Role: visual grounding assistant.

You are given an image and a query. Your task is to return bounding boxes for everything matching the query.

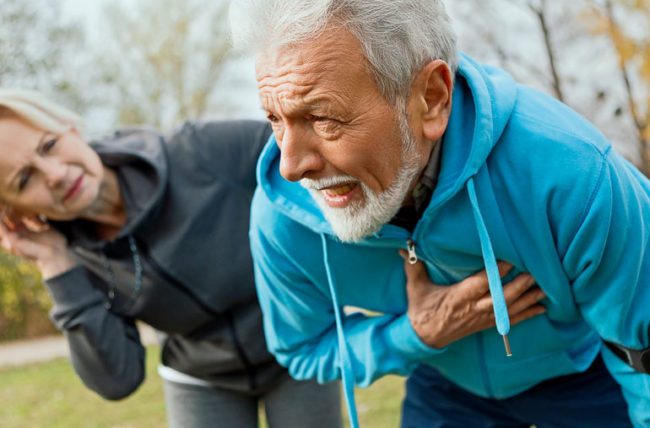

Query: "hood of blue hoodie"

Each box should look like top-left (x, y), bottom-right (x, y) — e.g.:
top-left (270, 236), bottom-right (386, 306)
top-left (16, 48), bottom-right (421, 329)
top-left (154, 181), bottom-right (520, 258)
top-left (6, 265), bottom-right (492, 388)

top-left (256, 52), bottom-right (517, 232)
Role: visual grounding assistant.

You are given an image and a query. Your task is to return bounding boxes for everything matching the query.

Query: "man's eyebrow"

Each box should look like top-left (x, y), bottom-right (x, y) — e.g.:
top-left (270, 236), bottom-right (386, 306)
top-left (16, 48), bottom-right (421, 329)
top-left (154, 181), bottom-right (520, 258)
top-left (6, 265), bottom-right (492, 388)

top-left (7, 131), bottom-right (48, 189)
top-left (261, 99), bottom-right (332, 115)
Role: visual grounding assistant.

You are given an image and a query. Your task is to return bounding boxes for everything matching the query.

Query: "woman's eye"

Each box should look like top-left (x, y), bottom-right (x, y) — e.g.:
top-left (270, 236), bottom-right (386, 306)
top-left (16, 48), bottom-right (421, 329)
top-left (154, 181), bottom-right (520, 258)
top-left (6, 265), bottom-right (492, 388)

top-left (18, 169), bottom-right (32, 191)
top-left (266, 114), bottom-right (279, 123)
top-left (42, 137), bottom-right (58, 152)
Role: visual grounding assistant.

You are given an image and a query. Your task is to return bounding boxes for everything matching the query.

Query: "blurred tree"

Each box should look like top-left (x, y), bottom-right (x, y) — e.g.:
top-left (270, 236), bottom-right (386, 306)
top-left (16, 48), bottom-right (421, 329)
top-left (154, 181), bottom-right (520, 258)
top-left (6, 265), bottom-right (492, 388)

top-left (0, 0), bottom-right (88, 114)
top-left (96, 0), bottom-right (233, 131)
top-left (0, 249), bottom-right (55, 342)
top-left (448, 0), bottom-right (647, 167)
top-left (582, 0), bottom-right (650, 175)
top-left (447, 0), bottom-right (581, 101)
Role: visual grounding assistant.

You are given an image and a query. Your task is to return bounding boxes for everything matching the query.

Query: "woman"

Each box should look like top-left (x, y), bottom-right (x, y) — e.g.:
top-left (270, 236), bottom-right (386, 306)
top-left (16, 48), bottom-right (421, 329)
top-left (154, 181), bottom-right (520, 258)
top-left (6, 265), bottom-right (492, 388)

top-left (0, 89), bottom-right (342, 428)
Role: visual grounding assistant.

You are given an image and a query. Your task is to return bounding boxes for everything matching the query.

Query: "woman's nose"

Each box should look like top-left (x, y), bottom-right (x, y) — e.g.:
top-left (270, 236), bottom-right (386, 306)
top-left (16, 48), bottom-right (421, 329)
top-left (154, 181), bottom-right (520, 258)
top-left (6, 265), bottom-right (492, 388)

top-left (36, 157), bottom-right (66, 187)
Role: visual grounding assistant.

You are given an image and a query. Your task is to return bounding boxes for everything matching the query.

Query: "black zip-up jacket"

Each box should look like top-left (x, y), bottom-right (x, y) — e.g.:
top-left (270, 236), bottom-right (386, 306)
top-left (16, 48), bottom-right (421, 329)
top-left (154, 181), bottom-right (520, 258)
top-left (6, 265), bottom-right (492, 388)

top-left (44, 120), bottom-right (285, 399)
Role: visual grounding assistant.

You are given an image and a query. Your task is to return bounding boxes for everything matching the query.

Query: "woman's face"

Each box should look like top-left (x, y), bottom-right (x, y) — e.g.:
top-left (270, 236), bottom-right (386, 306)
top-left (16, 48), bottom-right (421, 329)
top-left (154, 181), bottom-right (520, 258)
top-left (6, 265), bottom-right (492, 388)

top-left (0, 116), bottom-right (104, 221)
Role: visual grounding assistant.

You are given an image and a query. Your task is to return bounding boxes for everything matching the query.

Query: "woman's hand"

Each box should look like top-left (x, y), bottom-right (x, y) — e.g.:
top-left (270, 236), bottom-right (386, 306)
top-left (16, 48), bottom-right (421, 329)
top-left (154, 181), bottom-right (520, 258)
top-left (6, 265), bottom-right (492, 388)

top-left (0, 208), bottom-right (77, 279)
top-left (399, 249), bottom-right (546, 349)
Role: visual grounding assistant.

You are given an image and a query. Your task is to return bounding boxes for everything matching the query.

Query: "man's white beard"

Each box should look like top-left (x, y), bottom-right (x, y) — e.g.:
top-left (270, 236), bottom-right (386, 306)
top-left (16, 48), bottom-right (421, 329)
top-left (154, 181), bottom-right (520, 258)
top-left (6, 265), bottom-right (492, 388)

top-left (301, 114), bottom-right (422, 242)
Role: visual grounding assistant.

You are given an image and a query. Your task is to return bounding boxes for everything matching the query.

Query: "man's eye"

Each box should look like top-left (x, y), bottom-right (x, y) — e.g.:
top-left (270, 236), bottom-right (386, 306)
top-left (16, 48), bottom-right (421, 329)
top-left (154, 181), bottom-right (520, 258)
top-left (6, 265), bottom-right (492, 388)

top-left (267, 114), bottom-right (279, 123)
top-left (309, 115), bottom-right (328, 122)
top-left (42, 137), bottom-right (58, 153)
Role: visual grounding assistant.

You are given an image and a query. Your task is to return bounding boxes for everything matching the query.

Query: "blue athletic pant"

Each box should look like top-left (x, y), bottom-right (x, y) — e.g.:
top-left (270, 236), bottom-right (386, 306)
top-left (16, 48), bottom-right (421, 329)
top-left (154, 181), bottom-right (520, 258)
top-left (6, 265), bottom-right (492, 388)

top-left (401, 355), bottom-right (632, 428)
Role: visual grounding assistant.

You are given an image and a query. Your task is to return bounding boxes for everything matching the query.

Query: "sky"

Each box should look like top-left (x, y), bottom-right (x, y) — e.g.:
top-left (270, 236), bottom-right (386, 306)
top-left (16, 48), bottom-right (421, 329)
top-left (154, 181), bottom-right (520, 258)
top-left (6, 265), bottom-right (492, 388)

top-left (60, 0), bottom-right (265, 124)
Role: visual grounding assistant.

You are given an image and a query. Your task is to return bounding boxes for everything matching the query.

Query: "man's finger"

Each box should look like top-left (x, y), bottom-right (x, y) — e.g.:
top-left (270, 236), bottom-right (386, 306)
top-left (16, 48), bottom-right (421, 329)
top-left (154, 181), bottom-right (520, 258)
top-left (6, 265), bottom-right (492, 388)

top-left (509, 304), bottom-right (546, 327)
top-left (497, 261), bottom-right (513, 278)
top-left (461, 261), bottom-right (514, 298)
top-left (502, 273), bottom-right (536, 305)
top-left (507, 287), bottom-right (546, 317)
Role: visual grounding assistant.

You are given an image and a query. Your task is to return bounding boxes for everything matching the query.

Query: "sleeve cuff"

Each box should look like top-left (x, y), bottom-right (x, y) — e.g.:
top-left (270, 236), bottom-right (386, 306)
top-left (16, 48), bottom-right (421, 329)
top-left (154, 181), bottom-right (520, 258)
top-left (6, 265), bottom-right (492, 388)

top-left (388, 314), bottom-right (447, 360)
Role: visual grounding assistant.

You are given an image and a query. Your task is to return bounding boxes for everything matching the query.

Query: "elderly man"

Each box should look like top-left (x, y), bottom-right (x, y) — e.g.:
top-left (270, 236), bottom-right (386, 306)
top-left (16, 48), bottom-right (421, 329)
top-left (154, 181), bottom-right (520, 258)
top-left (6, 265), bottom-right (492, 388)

top-left (230, 1), bottom-right (650, 427)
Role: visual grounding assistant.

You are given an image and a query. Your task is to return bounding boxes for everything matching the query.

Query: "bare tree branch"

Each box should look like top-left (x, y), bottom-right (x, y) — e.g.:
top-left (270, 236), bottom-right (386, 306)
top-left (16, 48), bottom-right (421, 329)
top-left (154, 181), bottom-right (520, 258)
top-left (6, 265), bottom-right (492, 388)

top-left (530, 0), bottom-right (565, 101)
top-left (603, 0), bottom-right (650, 173)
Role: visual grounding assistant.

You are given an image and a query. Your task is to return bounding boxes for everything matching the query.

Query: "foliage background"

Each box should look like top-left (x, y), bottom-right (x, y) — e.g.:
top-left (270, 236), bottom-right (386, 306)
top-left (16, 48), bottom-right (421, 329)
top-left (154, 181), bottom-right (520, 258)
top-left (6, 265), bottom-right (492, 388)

top-left (0, 0), bottom-right (647, 426)
top-left (0, 0), bottom-right (648, 342)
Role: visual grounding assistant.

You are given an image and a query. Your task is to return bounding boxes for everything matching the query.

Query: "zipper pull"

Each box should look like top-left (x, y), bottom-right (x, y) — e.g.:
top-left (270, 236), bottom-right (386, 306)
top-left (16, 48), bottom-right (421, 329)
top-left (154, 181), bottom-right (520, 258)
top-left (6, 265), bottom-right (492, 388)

top-left (406, 239), bottom-right (418, 265)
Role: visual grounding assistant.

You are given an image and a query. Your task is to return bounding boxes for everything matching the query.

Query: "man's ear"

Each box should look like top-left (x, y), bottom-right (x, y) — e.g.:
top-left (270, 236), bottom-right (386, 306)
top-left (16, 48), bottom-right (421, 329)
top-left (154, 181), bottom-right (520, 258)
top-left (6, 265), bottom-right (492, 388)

top-left (409, 60), bottom-right (453, 142)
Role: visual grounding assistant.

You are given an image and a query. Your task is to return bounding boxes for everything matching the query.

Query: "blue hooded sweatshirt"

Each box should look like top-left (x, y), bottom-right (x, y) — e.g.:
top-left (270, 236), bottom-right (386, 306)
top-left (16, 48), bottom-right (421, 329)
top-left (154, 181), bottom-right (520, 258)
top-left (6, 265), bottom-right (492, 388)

top-left (249, 53), bottom-right (650, 427)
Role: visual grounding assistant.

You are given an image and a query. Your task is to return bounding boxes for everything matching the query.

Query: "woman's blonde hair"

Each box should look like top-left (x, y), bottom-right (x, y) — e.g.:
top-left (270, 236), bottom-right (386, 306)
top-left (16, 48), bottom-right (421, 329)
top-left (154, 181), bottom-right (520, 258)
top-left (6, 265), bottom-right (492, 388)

top-left (0, 89), bottom-right (84, 134)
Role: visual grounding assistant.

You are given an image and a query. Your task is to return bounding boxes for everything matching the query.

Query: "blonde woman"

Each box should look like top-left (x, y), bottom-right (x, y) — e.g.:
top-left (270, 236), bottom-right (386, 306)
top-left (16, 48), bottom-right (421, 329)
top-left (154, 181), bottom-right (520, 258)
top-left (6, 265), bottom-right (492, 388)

top-left (0, 89), bottom-right (341, 428)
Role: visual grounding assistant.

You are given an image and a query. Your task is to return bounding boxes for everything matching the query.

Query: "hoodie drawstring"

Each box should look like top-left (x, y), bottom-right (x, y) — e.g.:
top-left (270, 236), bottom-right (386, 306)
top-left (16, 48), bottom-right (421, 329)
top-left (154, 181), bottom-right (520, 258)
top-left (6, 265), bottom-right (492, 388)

top-left (319, 178), bottom-right (511, 427)
top-left (321, 234), bottom-right (360, 428)
top-left (467, 178), bottom-right (512, 355)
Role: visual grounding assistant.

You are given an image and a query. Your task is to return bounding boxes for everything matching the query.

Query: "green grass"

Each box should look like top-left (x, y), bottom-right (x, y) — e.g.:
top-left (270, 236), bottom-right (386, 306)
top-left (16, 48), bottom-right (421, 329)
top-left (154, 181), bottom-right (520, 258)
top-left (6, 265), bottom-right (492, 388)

top-left (0, 345), bottom-right (405, 427)
top-left (351, 375), bottom-right (404, 428)
top-left (0, 346), bottom-right (166, 428)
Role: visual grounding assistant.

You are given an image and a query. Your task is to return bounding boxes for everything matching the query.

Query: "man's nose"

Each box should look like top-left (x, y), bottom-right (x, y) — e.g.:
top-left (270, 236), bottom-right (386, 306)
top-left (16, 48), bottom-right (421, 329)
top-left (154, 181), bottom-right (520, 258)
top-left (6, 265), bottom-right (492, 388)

top-left (278, 125), bottom-right (324, 182)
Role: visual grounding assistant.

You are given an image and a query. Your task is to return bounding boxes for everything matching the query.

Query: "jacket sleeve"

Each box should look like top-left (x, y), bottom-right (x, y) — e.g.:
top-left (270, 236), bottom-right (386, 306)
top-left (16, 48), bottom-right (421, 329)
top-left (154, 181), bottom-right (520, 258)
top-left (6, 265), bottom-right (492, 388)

top-left (44, 266), bottom-right (145, 400)
top-left (559, 149), bottom-right (650, 426)
top-left (249, 190), bottom-right (443, 387)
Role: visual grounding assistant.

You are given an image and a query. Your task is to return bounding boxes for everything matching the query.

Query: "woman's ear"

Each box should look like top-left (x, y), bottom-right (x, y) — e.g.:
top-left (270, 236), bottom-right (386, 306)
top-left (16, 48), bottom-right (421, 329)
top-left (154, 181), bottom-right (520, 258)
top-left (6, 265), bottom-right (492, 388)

top-left (0, 204), bottom-right (48, 232)
top-left (410, 60), bottom-right (453, 142)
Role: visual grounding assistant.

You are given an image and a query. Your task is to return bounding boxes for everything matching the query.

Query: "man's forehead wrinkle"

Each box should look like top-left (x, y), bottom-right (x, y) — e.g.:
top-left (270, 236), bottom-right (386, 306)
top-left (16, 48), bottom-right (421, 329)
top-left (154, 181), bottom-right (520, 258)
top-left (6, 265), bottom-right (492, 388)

top-left (258, 81), bottom-right (314, 109)
top-left (256, 71), bottom-right (315, 92)
top-left (256, 60), bottom-right (333, 85)
top-left (260, 92), bottom-right (327, 116)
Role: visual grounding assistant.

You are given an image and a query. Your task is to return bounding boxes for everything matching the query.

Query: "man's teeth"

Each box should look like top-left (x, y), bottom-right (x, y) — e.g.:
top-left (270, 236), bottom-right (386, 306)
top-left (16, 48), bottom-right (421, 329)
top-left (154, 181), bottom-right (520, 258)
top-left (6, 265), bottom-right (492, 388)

top-left (325, 184), bottom-right (354, 195)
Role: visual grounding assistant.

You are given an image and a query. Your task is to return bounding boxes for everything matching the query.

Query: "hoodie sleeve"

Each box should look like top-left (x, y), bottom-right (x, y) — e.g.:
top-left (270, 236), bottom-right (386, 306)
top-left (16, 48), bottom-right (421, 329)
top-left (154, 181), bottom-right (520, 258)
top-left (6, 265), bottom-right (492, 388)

top-left (44, 266), bottom-right (145, 400)
top-left (560, 149), bottom-right (650, 426)
top-left (249, 189), bottom-right (444, 387)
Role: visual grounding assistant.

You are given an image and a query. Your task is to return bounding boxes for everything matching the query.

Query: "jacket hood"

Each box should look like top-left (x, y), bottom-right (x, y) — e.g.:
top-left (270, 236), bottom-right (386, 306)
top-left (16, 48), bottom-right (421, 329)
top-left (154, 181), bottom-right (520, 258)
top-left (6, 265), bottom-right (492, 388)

top-left (54, 127), bottom-right (168, 249)
top-left (256, 52), bottom-right (517, 233)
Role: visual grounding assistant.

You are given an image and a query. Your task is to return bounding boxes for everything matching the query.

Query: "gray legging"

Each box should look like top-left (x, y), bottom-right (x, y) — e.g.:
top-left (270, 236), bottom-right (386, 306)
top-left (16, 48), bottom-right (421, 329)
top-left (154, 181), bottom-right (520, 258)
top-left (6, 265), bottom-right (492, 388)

top-left (163, 375), bottom-right (342, 428)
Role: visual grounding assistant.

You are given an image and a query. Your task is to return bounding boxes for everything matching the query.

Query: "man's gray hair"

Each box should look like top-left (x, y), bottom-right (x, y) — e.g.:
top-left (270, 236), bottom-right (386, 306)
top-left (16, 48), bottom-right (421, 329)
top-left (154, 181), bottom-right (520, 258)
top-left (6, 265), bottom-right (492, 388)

top-left (229, 0), bottom-right (457, 104)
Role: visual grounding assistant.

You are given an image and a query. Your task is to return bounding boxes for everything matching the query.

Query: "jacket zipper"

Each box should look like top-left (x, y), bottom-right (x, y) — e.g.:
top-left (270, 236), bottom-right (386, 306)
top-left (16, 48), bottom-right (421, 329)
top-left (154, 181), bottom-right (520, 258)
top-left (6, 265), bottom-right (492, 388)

top-left (406, 238), bottom-right (418, 264)
top-left (407, 236), bottom-right (495, 396)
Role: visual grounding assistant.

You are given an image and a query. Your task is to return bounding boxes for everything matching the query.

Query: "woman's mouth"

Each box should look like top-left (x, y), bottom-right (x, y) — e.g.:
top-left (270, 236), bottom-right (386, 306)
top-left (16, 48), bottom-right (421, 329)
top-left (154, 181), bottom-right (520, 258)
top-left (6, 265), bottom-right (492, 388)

top-left (63, 174), bottom-right (84, 202)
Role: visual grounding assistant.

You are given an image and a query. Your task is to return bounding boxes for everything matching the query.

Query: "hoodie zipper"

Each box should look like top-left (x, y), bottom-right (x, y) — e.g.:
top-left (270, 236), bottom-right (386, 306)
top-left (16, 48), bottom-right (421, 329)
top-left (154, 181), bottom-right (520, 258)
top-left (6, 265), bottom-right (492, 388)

top-left (406, 239), bottom-right (418, 264)
top-left (406, 235), bottom-right (496, 397)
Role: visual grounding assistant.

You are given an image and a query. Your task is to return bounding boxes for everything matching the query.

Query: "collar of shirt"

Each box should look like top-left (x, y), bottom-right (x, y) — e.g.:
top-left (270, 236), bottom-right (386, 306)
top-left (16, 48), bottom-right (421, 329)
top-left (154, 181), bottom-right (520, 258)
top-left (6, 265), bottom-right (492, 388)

top-left (389, 139), bottom-right (443, 233)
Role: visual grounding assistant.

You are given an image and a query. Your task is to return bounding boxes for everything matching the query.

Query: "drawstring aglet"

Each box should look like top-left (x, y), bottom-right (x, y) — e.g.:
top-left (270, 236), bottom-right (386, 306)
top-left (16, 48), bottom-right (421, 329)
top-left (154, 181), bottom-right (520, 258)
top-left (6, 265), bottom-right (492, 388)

top-left (503, 334), bottom-right (512, 357)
